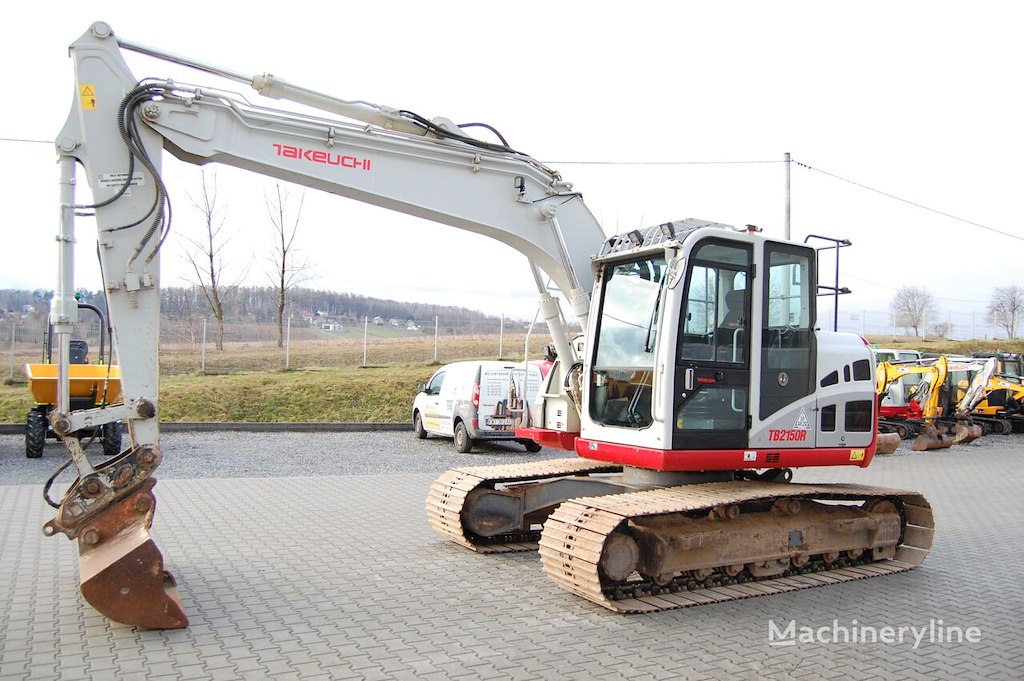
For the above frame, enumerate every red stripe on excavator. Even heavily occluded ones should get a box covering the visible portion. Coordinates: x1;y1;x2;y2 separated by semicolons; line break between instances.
574;438;876;471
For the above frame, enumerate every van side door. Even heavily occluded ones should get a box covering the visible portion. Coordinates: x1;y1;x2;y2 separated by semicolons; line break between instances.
420;370;446;434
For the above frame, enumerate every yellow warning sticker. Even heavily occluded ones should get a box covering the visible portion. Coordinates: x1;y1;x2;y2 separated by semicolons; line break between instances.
850;449;865;461
80;84;97;110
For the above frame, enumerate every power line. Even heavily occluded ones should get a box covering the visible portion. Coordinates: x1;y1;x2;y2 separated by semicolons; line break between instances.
794;160;1024;242
3;130;1019;245
843;273;990;304
543;159;784;166
0;136;51;144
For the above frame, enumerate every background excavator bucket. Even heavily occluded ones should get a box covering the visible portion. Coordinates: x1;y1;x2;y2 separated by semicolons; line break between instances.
952;422;984;445
74;487;188;629
875;432;901;455
911;425;955;451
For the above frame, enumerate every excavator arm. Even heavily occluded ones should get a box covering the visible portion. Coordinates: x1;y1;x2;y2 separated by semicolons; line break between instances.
50;22;607;628
875;360;935;413
876;357;948;421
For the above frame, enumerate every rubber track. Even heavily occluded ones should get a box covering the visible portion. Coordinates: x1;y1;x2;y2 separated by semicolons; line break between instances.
539;481;933;613
426;458;622;553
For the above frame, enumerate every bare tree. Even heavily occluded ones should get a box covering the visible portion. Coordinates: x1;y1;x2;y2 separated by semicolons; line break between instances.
162;286;204;349
987;285;1024;338
265;183;314;348
181;169;248;350
890;286;935;337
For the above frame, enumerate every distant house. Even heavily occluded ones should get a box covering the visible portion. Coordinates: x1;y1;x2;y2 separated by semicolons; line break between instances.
406;320;419;331
373;316;385;326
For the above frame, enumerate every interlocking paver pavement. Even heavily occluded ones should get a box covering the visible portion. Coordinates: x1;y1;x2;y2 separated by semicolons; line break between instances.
1;433;1022;680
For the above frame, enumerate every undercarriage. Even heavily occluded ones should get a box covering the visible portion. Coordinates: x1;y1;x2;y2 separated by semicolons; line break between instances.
427;458;933;613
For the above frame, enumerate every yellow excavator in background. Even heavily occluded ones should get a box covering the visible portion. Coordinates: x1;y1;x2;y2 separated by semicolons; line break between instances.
875;357;984;450
954;357;1024;433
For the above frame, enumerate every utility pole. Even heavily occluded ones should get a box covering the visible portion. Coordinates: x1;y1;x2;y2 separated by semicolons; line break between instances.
784;152;791;240
499;312;504;359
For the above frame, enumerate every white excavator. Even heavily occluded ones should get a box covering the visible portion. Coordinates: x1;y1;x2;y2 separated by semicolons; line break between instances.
45;22;933;628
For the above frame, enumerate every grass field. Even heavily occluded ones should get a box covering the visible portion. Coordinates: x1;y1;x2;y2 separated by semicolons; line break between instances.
0;332;554;424
2;333;1020;425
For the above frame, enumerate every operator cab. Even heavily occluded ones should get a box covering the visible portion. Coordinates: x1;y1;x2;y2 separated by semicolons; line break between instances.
580;219;874;471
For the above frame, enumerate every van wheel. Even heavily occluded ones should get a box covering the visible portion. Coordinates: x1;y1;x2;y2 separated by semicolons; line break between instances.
454;421;473;453
413;412;428;439
524;441;542;453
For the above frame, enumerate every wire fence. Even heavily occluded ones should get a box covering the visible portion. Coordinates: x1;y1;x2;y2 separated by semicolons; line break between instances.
3;306;1017;383
820;305;1010;342
3;315;555;380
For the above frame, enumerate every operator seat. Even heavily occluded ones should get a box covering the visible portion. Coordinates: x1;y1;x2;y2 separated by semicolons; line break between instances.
69;340;89;364
716;290;746;362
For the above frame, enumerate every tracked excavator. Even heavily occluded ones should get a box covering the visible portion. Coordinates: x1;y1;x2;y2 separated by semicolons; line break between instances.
44;22;933;628
875;357;985;450
955;357;1024;433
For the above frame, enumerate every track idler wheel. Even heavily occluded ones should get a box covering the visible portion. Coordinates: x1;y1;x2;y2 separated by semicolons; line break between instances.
75;487;188;629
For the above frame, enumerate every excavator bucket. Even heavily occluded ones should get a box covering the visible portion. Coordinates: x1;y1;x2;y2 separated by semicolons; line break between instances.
952;422;984;445
74;485;188;629
875;432;901;455
911;425;955;451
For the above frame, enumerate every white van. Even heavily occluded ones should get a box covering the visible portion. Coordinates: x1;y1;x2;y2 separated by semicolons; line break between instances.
872;348;923;364
413;360;548;452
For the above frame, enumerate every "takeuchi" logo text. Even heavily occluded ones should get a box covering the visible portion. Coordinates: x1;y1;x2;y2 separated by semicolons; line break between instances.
273;144;371;171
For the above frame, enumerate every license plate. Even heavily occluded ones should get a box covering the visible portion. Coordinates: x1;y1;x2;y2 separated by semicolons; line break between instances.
485;417;514;426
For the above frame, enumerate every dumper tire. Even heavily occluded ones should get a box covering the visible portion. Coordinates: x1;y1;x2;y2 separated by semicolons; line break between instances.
25;410;46;459
102;421;123;458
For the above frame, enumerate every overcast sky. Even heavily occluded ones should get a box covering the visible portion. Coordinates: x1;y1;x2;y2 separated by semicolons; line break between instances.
2;3;1021;338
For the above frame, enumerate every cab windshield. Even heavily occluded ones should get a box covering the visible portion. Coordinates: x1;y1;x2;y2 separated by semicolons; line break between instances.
589;255;667;428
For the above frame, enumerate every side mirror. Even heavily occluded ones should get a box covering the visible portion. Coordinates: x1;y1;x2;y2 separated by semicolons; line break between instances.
417;383;427;393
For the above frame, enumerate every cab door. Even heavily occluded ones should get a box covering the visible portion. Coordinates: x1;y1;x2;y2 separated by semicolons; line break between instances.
672;239;753;450
758;244;816;423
